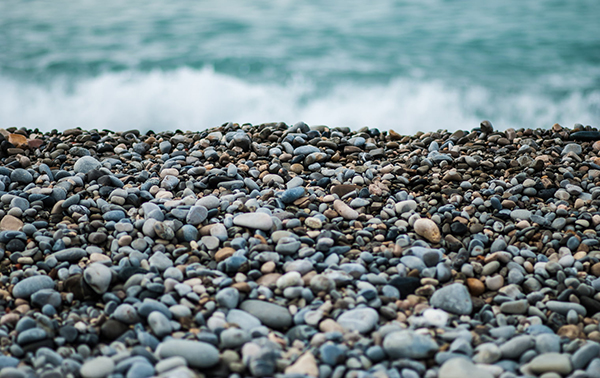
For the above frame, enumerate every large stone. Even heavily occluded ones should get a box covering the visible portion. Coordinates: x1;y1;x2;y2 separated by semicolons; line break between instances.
383;330;439;359
333;200;358;220
414;218;441;243
83;263;112;294
13;275;55;299
239;300;292;329
73;156;101;174
233;212;273;231
0;215;23;231
284;351;318;377
526;353;572;375
336;307;379;334
439;358;493;378
430;283;472;315
155;339;220;368
53;247;87;262
80;356;115;378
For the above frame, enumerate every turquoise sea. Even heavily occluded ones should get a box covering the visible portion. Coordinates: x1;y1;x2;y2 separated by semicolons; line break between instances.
1;0;599;133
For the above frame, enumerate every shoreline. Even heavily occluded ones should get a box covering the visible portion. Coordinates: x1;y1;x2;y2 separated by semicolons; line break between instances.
0;120;599;377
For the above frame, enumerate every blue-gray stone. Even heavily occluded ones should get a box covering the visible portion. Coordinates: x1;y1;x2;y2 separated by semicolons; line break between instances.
186;206;207;225
156;339;219;368
10;168;33;184
239;300;292;329
53;247;87;262
103;210;126;222
430;283;472;315
31;289;62;309
17;328;47;345
281;187;305;204
383;330;439;359
73;156;101;174
13;275;55;299
293;146;320;155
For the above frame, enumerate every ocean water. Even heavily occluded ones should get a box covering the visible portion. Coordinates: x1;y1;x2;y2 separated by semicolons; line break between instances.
1;0;599;134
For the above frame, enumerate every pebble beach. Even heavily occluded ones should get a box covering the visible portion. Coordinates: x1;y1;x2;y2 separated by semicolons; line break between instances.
1;120;600;378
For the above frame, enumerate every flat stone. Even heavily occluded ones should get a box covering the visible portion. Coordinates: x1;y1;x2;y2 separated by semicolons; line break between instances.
527;353;572;375
53;247;87;262
13;275;55;299
186;206;208;225
155;339;220;368
239;300;292;329
439;358;493;378
83;263;112;294
499;335;534;359
0;215;23;231
333;200;358;220
414;218;441;243
430;283;472;315
233;212;273;230
80;356;115;378
336;307;379;334
383;330;439;359
284;351;318;377
74;156;101;174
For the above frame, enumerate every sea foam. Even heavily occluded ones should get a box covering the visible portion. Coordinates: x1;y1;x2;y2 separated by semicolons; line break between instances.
1;67;598;133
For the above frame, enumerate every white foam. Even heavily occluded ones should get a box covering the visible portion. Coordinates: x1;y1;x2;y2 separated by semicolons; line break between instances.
1;67;598;133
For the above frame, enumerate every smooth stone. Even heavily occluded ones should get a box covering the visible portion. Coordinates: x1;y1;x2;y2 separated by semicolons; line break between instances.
31;289;62;309
83;263;112;294
74;156;101;174
336;307;379;334
333;200;358;220
395;200;417;214
500;335;534;359
186;206;208;226
239;300;292;329
155;339;220;368
195;195;220;209
545;301;587;317
439;358;493;378
500;300;529;314
226;309;262;331
13;275;55;299
281;187;305;204
148;311;172;338
233;213;273;231
430;283;472;315
53;247;87;262
527;353;572;375
383;330;439;359
414;218;441;243
113;304;142;324
80;356;115;378
215;287;239;309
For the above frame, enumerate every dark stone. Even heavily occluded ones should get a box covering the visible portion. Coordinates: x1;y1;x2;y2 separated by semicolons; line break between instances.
388;277;421;299
580;296;600;316
101;319;129;341
570;131;600;141
450;222;468;236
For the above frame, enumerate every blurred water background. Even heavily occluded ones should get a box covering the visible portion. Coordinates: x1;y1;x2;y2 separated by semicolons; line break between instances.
1;0;599;133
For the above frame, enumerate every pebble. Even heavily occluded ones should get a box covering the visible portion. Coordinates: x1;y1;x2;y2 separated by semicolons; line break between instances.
526;353;572;375
336;307;379;334
430;283;472;315
383;330;439;359
239;300;292;329
413;218;441;243
155;339;220;368
233;212;273;230
80;356;115;378
12;276;55;299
